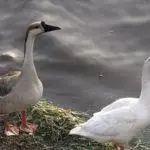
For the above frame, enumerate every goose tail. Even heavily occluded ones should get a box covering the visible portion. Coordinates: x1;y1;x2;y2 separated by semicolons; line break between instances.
69;123;89;137
69;126;82;135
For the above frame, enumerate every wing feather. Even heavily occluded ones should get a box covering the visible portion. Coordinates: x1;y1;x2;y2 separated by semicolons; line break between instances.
81;107;137;137
94;98;138;116
0;70;22;96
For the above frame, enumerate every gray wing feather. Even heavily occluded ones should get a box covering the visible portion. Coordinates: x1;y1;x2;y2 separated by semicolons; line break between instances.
0;70;22;96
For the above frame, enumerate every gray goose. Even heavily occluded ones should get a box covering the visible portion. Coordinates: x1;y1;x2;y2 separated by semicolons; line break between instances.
0;21;61;135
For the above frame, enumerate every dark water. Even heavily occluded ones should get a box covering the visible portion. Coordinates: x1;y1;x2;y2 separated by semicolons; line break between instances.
0;0;149;113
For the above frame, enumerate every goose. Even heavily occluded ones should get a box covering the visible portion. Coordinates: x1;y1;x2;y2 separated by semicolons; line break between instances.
0;21;61;136
69;57;150;150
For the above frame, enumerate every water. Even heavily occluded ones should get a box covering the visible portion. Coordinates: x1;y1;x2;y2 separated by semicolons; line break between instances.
0;0;150;146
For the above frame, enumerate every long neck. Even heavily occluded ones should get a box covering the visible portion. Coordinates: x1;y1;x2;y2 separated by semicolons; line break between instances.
23;33;35;65
139;58;150;106
22;33;38;78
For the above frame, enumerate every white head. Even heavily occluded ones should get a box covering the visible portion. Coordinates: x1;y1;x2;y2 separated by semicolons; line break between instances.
25;21;61;40
24;21;61;57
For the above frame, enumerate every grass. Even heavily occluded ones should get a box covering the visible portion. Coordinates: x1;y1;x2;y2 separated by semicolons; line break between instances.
0;100;148;150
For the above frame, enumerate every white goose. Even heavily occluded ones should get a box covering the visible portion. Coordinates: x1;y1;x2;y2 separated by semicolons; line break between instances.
0;21;61;135
69;57;150;150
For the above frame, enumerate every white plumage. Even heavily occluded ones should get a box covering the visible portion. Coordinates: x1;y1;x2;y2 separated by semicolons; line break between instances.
70;57;150;149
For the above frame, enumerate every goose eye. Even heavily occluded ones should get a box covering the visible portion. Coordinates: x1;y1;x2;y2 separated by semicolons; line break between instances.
35;26;38;29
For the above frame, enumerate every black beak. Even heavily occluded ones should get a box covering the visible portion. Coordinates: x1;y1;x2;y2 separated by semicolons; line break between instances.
43;23;61;32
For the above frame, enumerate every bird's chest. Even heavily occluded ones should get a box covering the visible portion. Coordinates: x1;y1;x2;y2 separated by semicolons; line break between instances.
117;111;149;143
14;76;43;105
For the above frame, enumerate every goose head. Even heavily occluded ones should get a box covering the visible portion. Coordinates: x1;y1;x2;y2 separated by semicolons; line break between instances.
25;21;61;40
24;21;61;57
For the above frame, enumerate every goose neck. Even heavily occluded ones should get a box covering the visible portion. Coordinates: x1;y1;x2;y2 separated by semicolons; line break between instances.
23;33;35;67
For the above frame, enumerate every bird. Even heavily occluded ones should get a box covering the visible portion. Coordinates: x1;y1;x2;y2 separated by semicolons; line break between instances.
69;57;150;150
0;21;61;136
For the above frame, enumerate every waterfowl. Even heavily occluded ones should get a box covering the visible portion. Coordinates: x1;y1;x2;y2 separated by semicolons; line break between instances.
69;57;150;150
0;21;61;136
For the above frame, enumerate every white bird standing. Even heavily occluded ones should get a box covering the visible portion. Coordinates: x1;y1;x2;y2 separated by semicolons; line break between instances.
0;21;61;136
69;57;150;150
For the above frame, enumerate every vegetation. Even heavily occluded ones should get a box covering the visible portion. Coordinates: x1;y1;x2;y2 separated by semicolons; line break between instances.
0;100;148;150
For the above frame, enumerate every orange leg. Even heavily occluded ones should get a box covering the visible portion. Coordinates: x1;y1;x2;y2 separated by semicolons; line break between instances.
20;106;38;134
21;110;27;126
